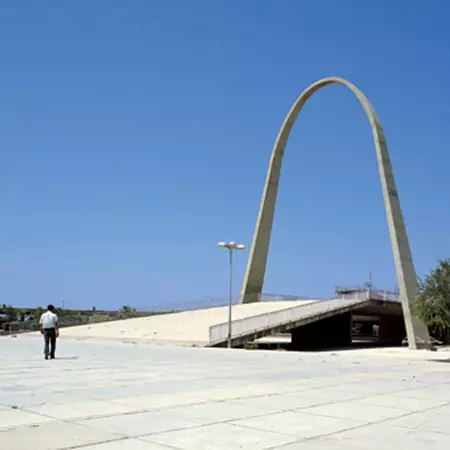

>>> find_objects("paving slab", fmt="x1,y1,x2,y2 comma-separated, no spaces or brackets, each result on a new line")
394,385,450,401
305,400,410,422
143,422,297,450
232,410,365,439
76,409,208,437
0,391,77,408
79,438,173,449
354,392,448,411
388,404,450,435
230,392,331,412
24,399,142,420
274,440,350,450
0,421,121,450
0,408,53,430
288,386,364,402
1,335,450,449
110,393,209,410
322,423,450,449
168,401,275,422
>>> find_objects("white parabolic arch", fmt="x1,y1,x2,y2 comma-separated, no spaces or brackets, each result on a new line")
239,76,430,350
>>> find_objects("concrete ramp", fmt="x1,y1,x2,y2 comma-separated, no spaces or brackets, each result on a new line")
60,293,401,348
209,298,372,347
60,300,317,346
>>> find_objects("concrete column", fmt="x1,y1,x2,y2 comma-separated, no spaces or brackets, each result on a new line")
239,77,431,350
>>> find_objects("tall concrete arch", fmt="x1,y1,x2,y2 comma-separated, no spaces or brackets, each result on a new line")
239,77,430,350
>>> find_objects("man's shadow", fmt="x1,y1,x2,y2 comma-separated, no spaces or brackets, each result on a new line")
429,358,450,363
53,356,79,360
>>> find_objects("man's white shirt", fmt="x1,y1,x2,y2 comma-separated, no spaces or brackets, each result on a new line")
40,311,58,329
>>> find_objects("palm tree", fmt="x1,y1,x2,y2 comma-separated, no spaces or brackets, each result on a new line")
413,259,450,343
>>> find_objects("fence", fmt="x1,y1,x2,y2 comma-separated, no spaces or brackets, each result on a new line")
336,286,400,302
137,293,320,313
340,289,400,303
0,316,92,335
0,312,152,334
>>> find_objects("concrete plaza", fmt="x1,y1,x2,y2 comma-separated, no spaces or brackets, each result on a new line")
1,335,450,449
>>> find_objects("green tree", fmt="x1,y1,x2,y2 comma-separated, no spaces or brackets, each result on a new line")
413,259,450,343
4,305,18,322
121,305,131,313
90,313,112,324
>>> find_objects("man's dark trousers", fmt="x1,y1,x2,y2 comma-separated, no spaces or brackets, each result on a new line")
44,328,56,359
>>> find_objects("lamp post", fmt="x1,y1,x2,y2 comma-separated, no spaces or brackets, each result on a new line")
217,241,245,348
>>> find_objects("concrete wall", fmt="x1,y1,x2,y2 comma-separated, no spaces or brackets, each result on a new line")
289,312,352,350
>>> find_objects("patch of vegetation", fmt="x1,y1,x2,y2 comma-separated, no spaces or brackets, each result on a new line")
413,259,450,344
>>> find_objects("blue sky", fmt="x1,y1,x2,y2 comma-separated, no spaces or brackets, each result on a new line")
1,1,449,310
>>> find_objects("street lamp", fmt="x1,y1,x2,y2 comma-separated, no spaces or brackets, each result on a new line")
217,241,246,348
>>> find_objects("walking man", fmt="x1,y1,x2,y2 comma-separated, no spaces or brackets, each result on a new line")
39,304,59,360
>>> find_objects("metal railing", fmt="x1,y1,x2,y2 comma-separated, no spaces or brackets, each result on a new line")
341,289,400,302
367,290,400,302
336,286,400,301
137,293,318,313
